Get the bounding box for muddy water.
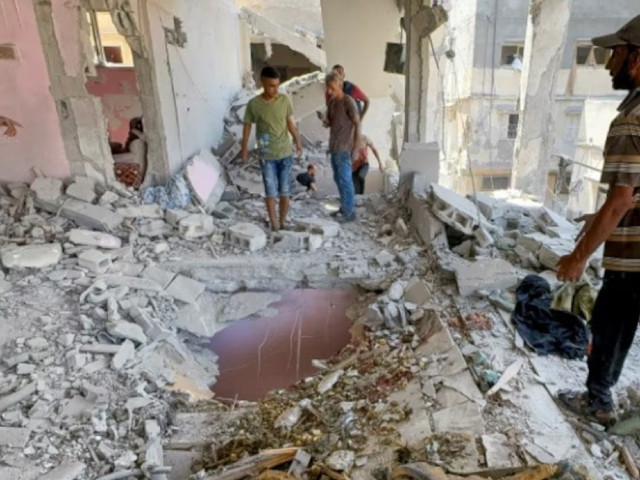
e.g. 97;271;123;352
210;289;357;401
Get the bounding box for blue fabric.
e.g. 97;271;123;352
331;151;355;216
260;156;293;198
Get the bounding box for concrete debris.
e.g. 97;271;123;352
30;177;63;202
107;320;148;344
39;462;86;480
78;249;112;273
179;213;215;239
404;277;430;305
141;266;175;289
297;217;340;237
375;249;395;267
431;183;484;235
165;275;206;305
61;199;124;231
227;222;267;251
454;258;517;297
325;450;356;472
1;243;62;269
117;204;164;218
66;181;97;203
0;426;31;447
68;229;122;249
273;231;322;252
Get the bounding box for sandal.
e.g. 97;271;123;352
556;390;617;428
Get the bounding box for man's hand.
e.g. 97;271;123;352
557;253;588;283
1;117;22;137
241;148;249;164
295;141;303;157
574;213;596;241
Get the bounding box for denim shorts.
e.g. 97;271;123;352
260;156;293;198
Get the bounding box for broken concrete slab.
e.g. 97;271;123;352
454;258;518;296
66;182;96;203
273;231;321;252
227;223;267;252
436;370;483;408
166;209;190;227
107;320;148;344
30;178;63;202
68;229;121;249
39;462;86;480
165;275;206;305
297;217;340;237
165;449;201;480
141;266;175;289
117;204;163;218
431;183;485;235
1;243;62;269
374;249;395;267
0;427;31;448
185;149;227;212
538;242;573;271
432;401;485;435
0;383;37;414
179;214;215;239
408;194;447;246
111;340;135;370
482;434;523;469
129;306;172;341
138;219;173;237
399;142;440;184
219;292;281;323
77;249;111;274
61;199;124;231
404;277;430;305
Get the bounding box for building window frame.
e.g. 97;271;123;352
507;113;519;140
574;42;611;67
500;43;525;67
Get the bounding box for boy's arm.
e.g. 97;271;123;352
241;123;252;164
287;116;303;156
351;84;370;119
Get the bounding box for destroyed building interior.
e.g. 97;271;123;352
2;0;640;480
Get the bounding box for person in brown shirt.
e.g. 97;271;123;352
556;14;640;427
324;72;360;222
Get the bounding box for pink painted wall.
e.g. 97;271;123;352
86;67;142;145
0;0;70;183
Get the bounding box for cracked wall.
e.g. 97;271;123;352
33;0;115;183
0;0;69;183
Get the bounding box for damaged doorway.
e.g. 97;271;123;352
84;11;147;189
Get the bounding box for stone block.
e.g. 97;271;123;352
141;267;175;289
165;275;206;305
16;363;35;375
78;249;111;274
516;232;549;253
431;184;483;235
165;450;201;480
112;340;135;370
30;178;63;202
273;231;319;252
454;258;517;296
179;214;214;239
138;219;173;237
399;142;440;184
375;249;395;267
1;243;62;269
165;209;190;227
99;191;119;206
467;193;507;220
433;401;485;435
107;320;148;344
482;434;523;469
117;204;163;218
66;182;96;203
129;306;172;341
297;217;340;237
408;194;447;246
0;426;31;447
226;223;267;252
68;229;121;249
538;243;572;271
61;199;124;231
39;462;86;480
404;277;430;305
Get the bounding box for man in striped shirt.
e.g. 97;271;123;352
557;14;640;427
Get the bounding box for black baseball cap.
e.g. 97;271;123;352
593;14;640;48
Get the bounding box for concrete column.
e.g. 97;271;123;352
512;0;573;199
403;0;428;144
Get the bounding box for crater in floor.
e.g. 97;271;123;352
210;288;358;401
